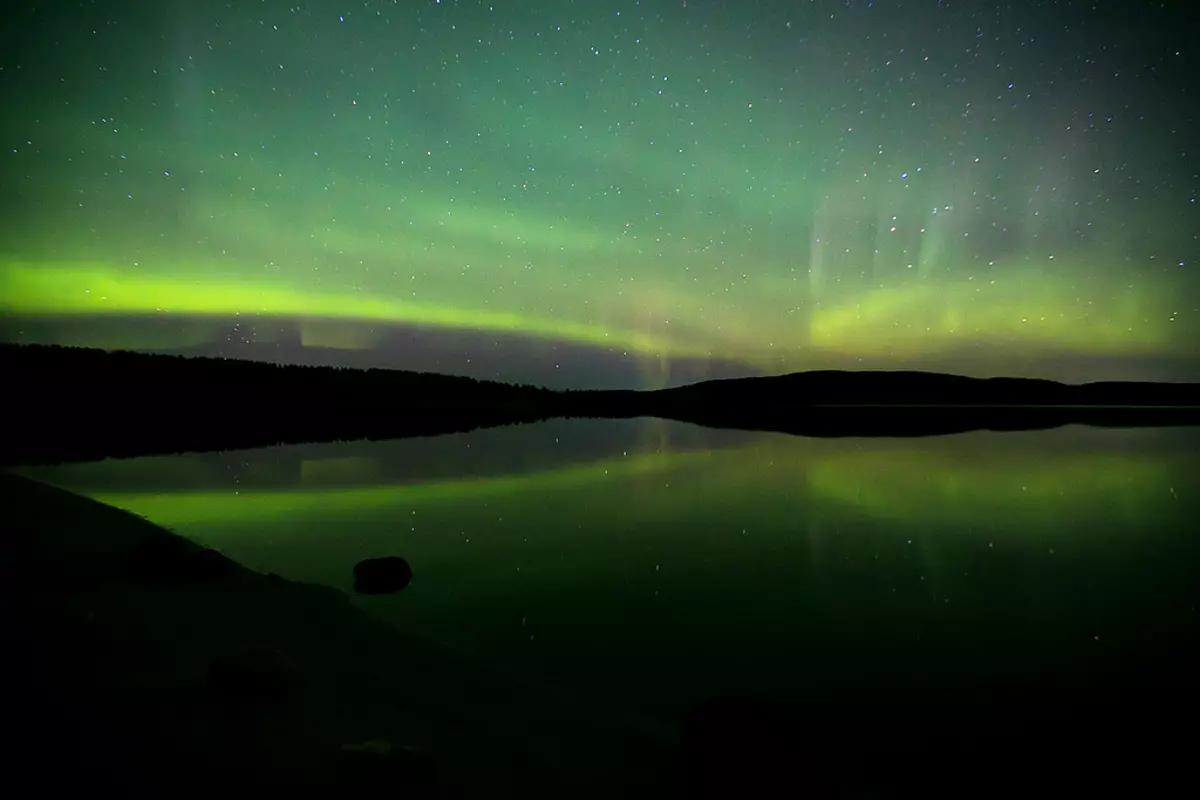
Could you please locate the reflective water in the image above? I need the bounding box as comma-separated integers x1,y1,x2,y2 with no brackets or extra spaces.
22,419,1200,723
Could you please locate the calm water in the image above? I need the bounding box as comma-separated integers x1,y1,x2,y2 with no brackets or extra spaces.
22,419,1200,723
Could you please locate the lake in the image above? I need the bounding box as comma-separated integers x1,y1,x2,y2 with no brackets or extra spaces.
20,418,1200,728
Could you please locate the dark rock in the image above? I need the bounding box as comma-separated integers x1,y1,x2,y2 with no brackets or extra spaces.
353,556,412,595
207,645,300,700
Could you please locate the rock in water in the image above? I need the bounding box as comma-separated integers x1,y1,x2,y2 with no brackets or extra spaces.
352,556,412,595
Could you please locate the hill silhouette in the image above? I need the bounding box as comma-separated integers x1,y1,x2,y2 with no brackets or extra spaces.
623,369,1200,438
3,343,1197,465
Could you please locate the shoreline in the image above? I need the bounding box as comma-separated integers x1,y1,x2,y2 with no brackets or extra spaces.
6,471,675,793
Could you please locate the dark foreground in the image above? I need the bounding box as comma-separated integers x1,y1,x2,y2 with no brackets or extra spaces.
7,469,1196,796
6,472,674,795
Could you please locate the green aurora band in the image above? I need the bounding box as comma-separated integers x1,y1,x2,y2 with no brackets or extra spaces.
0,260,685,357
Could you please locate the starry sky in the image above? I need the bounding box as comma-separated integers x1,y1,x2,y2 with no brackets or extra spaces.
1,0,1196,388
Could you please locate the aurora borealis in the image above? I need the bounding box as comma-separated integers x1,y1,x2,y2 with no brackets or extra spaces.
2,0,1196,387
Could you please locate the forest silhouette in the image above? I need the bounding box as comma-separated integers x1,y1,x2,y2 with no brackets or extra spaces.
4,342,1197,466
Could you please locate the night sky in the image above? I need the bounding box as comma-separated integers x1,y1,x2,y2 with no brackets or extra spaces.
1,0,1196,388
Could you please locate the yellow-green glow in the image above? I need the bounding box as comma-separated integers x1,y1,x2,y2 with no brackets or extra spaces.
76,446,718,528
0,261,693,358
809,266,1174,356
4,256,1186,375
804,447,1180,525
36,429,1186,536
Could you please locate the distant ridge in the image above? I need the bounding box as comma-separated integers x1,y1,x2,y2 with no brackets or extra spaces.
2,343,1197,465
647,369,1200,408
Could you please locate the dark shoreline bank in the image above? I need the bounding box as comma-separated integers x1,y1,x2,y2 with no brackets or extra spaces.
6,471,676,794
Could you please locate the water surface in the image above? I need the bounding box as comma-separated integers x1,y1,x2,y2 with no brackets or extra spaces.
23,419,1199,723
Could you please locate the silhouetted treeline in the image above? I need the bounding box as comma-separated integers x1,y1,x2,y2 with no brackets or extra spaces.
2,344,556,465
3,343,1197,466
2,343,551,402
